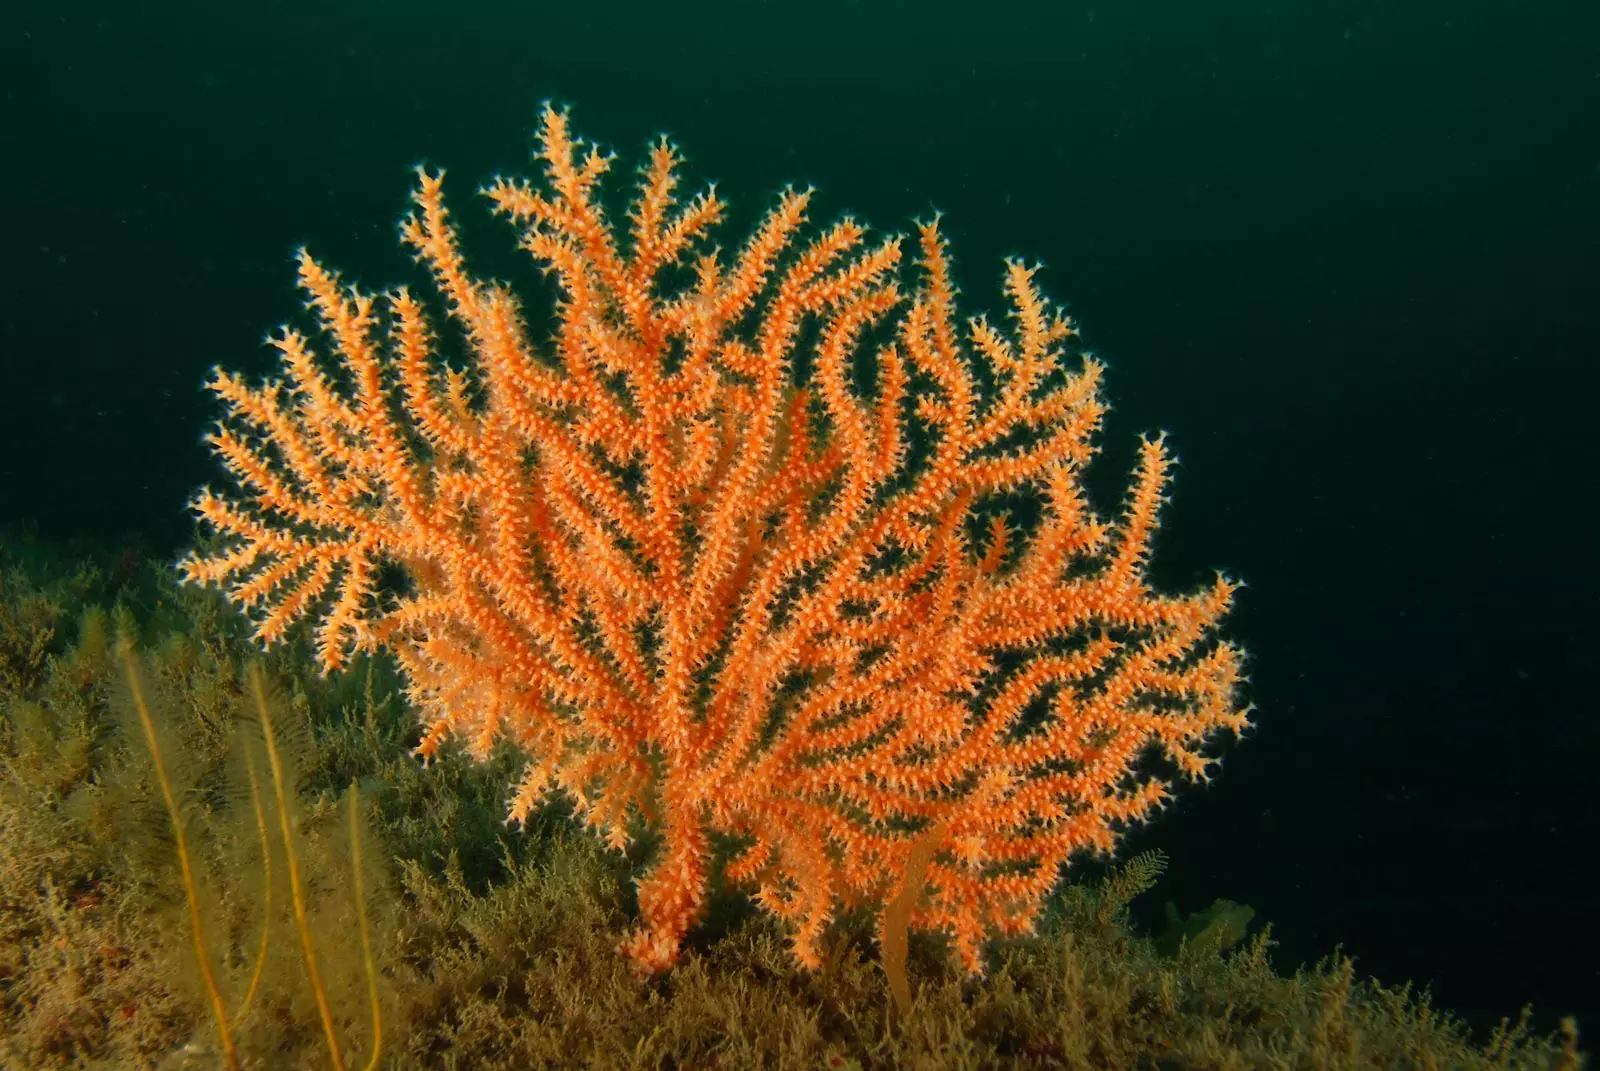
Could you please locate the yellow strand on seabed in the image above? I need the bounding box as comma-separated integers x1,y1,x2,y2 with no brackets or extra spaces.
250,663,344,1071
119,641,239,1071
230,752,272,1026
349,779,382,1071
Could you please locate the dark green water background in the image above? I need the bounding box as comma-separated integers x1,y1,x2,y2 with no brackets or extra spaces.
5,0,1597,1035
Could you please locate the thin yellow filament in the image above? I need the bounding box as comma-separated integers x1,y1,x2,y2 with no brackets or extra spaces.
349,780,382,1071
120,642,239,1071
230,752,273,1025
250,663,345,1071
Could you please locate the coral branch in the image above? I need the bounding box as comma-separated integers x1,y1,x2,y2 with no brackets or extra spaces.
182,105,1249,977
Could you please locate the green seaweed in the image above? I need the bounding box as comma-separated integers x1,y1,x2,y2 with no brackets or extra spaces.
0,532,1586,1070
1156,898,1259,960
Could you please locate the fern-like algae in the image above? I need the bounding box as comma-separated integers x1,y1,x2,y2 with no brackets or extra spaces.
1,540,1584,1070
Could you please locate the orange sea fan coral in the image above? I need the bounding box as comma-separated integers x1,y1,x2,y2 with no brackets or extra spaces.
180,105,1250,976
